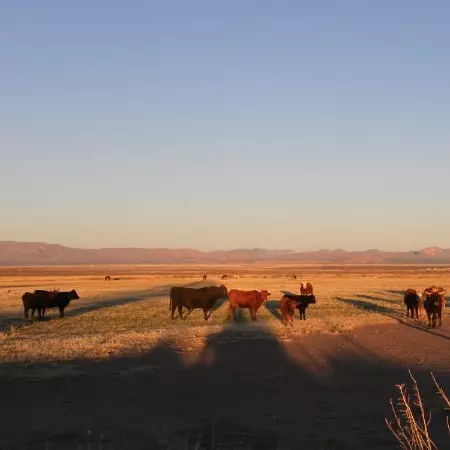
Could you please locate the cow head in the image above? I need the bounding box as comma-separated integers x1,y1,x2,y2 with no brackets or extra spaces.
69,289,80,300
305,295,317,305
218,285,228,297
260,290,271,302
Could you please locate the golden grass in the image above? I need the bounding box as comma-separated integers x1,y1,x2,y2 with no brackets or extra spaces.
1,266,449,378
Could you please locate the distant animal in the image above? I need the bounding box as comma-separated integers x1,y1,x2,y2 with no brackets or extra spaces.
227,289,271,321
300,282,313,296
423,291,443,328
291,274,297,280
202,274,207,281
113,277,120,281
221,274,228,280
403,289,419,319
282,294,317,321
105,275,111,281
169,285,228,320
41,289,80,318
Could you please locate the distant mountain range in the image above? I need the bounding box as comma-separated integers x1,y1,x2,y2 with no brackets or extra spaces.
1,241,450,265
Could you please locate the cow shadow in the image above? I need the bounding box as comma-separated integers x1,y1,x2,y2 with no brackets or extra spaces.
264,299,283,323
4,281,211,325
336,296,450,341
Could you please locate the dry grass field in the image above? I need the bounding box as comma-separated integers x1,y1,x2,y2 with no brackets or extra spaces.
0,264,449,449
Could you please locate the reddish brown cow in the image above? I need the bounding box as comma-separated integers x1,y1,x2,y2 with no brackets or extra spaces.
280,296,297,326
227,289,271,321
300,282,313,296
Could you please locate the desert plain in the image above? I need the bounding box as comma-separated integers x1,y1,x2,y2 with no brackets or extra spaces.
0,263,449,449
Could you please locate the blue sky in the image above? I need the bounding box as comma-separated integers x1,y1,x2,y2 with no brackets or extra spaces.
1,1,449,250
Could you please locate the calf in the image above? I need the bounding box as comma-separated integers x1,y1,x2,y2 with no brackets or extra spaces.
404,288,419,319
280,295,298,326
424,292,443,328
283,294,317,320
169,285,228,320
227,289,271,321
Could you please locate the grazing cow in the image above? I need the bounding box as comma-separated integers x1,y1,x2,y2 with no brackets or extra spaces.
105,275,111,281
169,285,228,320
404,289,420,319
424,291,443,328
227,289,271,321
300,282,313,296
291,274,297,280
202,274,207,281
42,289,80,318
282,294,317,321
221,274,228,280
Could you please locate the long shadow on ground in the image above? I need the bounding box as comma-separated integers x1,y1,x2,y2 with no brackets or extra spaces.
1,324,450,449
0,280,218,331
336,296,450,341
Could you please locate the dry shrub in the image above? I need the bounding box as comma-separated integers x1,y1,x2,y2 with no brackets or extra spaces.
386,370,450,449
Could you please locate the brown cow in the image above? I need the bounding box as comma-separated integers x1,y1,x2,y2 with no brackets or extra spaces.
280,295,298,326
227,289,271,321
300,282,313,295
202,274,207,281
422,286,446,314
105,275,111,282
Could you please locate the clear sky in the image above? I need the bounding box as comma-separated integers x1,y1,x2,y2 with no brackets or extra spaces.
1,1,449,251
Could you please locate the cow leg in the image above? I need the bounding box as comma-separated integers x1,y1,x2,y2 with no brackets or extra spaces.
183,309,193,320
203,308,209,320
24,307,29,319
171,302,177,319
250,306,257,321
438,312,442,327
233,306,238,322
59,307,64,318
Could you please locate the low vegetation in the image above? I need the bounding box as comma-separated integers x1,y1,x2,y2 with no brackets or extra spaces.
1,268,448,379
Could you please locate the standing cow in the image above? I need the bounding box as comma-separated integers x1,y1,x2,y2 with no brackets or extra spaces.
169,285,228,320
404,288,420,319
280,294,317,321
227,289,271,321
424,291,443,328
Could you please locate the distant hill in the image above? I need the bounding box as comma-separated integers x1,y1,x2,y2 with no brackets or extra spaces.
1,241,450,265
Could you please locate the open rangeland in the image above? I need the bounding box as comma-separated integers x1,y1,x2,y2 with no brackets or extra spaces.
0,264,449,449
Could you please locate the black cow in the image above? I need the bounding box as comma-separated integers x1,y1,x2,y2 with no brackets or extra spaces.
282,294,316,320
424,292,443,328
404,288,419,319
22,289,59,319
169,285,228,320
41,289,80,318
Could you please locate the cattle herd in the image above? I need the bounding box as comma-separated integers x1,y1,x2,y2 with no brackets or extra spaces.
20,279,447,328
404,285,446,328
169,281,316,326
